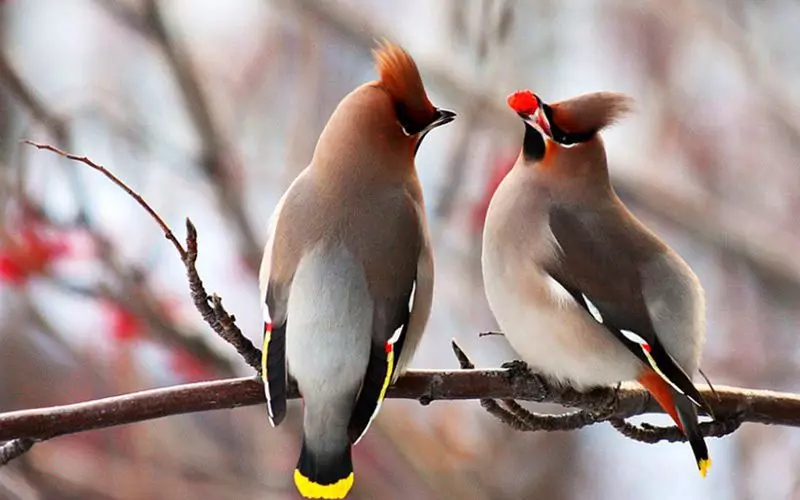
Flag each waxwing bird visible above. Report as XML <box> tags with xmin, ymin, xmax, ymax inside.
<box><xmin>481</xmin><ymin>89</ymin><xmax>713</xmax><ymax>476</ymax></box>
<box><xmin>258</xmin><ymin>41</ymin><xmax>455</xmax><ymax>499</ymax></box>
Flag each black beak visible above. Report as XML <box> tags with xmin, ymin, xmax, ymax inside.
<box><xmin>414</xmin><ymin>108</ymin><xmax>457</xmax><ymax>155</ymax></box>
<box><xmin>431</xmin><ymin>108</ymin><xmax>457</xmax><ymax>128</ymax></box>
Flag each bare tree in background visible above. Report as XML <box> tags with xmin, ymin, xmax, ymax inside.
<box><xmin>2</xmin><ymin>1</ymin><xmax>800</xmax><ymax>499</ymax></box>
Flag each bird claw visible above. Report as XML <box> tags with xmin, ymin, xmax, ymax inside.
<box><xmin>595</xmin><ymin>382</ymin><xmax>622</xmax><ymax>419</ymax></box>
<box><xmin>501</xmin><ymin>359</ymin><xmax>530</xmax><ymax>376</ymax></box>
<box><xmin>501</xmin><ymin>360</ymin><xmax>549</xmax><ymax>402</ymax></box>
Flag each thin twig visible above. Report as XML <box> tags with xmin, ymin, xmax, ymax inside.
<box><xmin>501</xmin><ymin>400</ymin><xmax>607</xmax><ymax>432</ymax></box>
<box><xmin>698</xmin><ymin>367</ymin><xmax>719</xmax><ymax>401</ymax></box>
<box><xmin>22</xmin><ymin>140</ymin><xmax>186</xmax><ymax>260</ymax></box>
<box><xmin>480</xmin><ymin>399</ymin><xmax>531</xmax><ymax>430</ymax></box>
<box><xmin>608</xmin><ymin>415</ymin><xmax>744</xmax><ymax>444</ymax></box>
<box><xmin>210</xmin><ymin>294</ymin><xmax>261</xmax><ymax>372</ymax></box>
<box><xmin>182</xmin><ymin>219</ymin><xmax>262</xmax><ymax>371</ymax></box>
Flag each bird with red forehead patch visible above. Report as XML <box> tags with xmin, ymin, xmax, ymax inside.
<box><xmin>259</xmin><ymin>40</ymin><xmax>454</xmax><ymax>499</ymax></box>
<box><xmin>482</xmin><ymin>89</ymin><xmax>714</xmax><ymax>477</ymax></box>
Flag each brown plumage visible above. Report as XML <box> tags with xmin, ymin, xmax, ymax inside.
<box><xmin>483</xmin><ymin>89</ymin><xmax>711</xmax><ymax>477</ymax></box>
<box><xmin>372</xmin><ymin>39</ymin><xmax>437</xmax><ymax>134</ymax></box>
<box><xmin>549</xmin><ymin>91</ymin><xmax>634</xmax><ymax>135</ymax></box>
<box><xmin>259</xmin><ymin>40</ymin><xmax>453</xmax><ymax>499</ymax></box>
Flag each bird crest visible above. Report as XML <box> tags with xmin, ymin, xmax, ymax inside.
<box><xmin>373</xmin><ymin>39</ymin><xmax>437</xmax><ymax>134</ymax></box>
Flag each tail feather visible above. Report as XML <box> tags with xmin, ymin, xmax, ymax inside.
<box><xmin>675</xmin><ymin>396</ymin><xmax>711</xmax><ymax>478</ymax></box>
<box><xmin>638</xmin><ymin>370</ymin><xmax>710</xmax><ymax>477</ymax></box>
<box><xmin>294</xmin><ymin>439</ymin><xmax>354</xmax><ymax>499</ymax></box>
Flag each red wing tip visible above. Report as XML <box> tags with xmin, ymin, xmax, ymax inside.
<box><xmin>507</xmin><ymin>89</ymin><xmax>539</xmax><ymax>115</ymax></box>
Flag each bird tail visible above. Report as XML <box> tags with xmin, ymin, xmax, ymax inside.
<box><xmin>675</xmin><ymin>396</ymin><xmax>711</xmax><ymax>477</ymax></box>
<box><xmin>294</xmin><ymin>438</ymin><xmax>354</xmax><ymax>499</ymax></box>
<box><xmin>638</xmin><ymin>370</ymin><xmax>710</xmax><ymax>477</ymax></box>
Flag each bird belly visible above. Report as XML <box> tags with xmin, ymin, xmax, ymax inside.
<box><xmin>286</xmin><ymin>243</ymin><xmax>373</xmax><ymax>405</ymax></box>
<box><xmin>483</xmin><ymin>258</ymin><xmax>642</xmax><ymax>389</ymax></box>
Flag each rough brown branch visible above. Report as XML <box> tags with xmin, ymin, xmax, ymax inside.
<box><xmin>455</xmin><ymin>342</ymin><xmax>748</xmax><ymax>442</ymax></box>
<box><xmin>452</xmin><ymin>340</ymin><xmax>612</xmax><ymax>432</ymax></box>
<box><xmin>183</xmin><ymin>219</ymin><xmax>261</xmax><ymax>371</ymax></box>
<box><xmin>1</xmin><ymin>371</ymin><xmax>799</xmax><ymax>445</ymax></box>
<box><xmin>608</xmin><ymin>416</ymin><xmax>744</xmax><ymax>444</ymax></box>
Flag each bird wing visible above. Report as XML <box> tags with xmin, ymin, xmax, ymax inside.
<box><xmin>258</xmin><ymin>171</ymin><xmax>312</xmax><ymax>427</ymax></box>
<box><xmin>547</xmin><ymin>205</ymin><xmax>711</xmax><ymax>415</ymax></box>
<box><xmin>347</xmin><ymin>189</ymin><xmax>431</xmax><ymax>445</ymax></box>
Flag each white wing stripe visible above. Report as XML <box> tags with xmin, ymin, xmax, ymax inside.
<box><xmin>582</xmin><ymin>294</ymin><xmax>604</xmax><ymax>323</ymax></box>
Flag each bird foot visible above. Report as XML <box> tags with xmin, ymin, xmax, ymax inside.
<box><xmin>501</xmin><ymin>360</ymin><xmax>549</xmax><ymax>402</ymax></box>
<box><xmin>594</xmin><ymin>382</ymin><xmax>622</xmax><ymax>419</ymax></box>
<box><xmin>501</xmin><ymin>359</ymin><xmax>530</xmax><ymax>377</ymax></box>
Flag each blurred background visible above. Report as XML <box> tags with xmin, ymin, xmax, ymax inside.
<box><xmin>1</xmin><ymin>0</ymin><xmax>799</xmax><ymax>498</ymax></box>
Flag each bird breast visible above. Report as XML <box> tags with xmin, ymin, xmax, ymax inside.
<box><xmin>481</xmin><ymin>170</ymin><xmax>641</xmax><ymax>387</ymax></box>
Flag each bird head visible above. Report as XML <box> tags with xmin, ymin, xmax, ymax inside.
<box><xmin>310</xmin><ymin>41</ymin><xmax>456</xmax><ymax>176</ymax></box>
<box><xmin>373</xmin><ymin>40</ymin><xmax>456</xmax><ymax>153</ymax></box>
<box><xmin>507</xmin><ymin>89</ymin><xmax>632</xmax><ymax>149</ymax></box>
<box><xmin>507</xmin><ymin>89</ymin><xmax>633</xmax><ymax>199</ymax></box>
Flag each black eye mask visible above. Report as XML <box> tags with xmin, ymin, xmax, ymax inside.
<box><xmin>541</xmin><ymin>104</ymin><xmax>595</xmax><ymax>145</ymax></box>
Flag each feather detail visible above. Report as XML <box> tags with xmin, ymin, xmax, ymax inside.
<box><xmin>549</xmin><ymin>91</ymin><xmax>634</xmax><ymax>135</ymax></box>
<box><xmin>373</xmin><ymin>39</ymin><xmax>436</xmax><ymax>134</ymax></box>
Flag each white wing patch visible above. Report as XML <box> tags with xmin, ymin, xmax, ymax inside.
<box><xmin>407</xmin><ymin>281</ymin><xmax>416</xmax><ymax>312</ymax></box>
<box><xmin>261</xmin><ymin>321</ymin><xmax>275</xmax><ymax>426</ymax></box>
<box><xmin>620</xmin><ymin>328</ymin><xmax>687</xmax><ymax>397</ymax></box>
<box><xmin>577</xmin><ymin>293</ymin><xmax>688</xmax><ymax>398</ymax></box>
<box><xmin>582</xmin><ymin>294</ymin><xmax>604</xmax><ymax>323</ymax></box>
<box><xmin>387</xmin><ymin>324</ymin><xmax>404</xmax><ymax>346</ymax></box>
<box><xmin>353</xmin><ymin>278</ymin><xmax>416</xmax><ymax>445</ymax></box>
<box><xmin>619</xmin><ymin>328</ymin><xmax>648</xmax><ymax>346</ymax></box>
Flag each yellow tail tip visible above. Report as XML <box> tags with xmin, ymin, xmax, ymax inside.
<box><xmin>698</xmin><ymin>458</ymin><xmax>711</xmax><ymax>478</ymax></box>
<box><xmin>294</xmin><ymin>469</ymin><xmax>354</xmax><ymax>499</ymax></box>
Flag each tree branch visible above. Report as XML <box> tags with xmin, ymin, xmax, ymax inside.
<box><xmin>0</xmin><ymin>371</ymin><xmax>798</xmax><ymax>445</ymax></box>
<box><xmin>608</xmin><ymin>416</ymin><xmax>744</xmax><ymax>444</ymax></box>
<box><xmin>451</xmin><ymin>339</ymin><xmax>613</xmax><ymax>432</ymax></box>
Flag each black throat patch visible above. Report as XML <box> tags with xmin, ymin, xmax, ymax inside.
<box><xmin>522</xmin><ymin>122</ymin><xmax>546</xmax><ymax>161</ymax></box>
